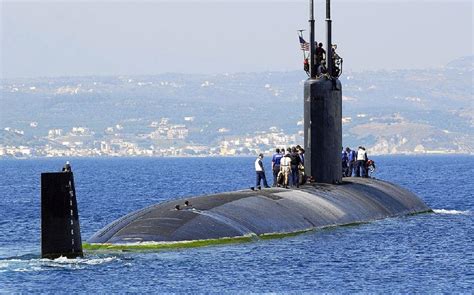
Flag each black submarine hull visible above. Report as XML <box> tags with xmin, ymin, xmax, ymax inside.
<box><xmin>88</xmin><ymin>178</ymin><xmax>431</xmax><ymax>245</ymax></box>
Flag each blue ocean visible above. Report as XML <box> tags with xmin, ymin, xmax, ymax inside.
<box><xmin>0</xmin><ymin>156</ymin><xmax>473</xmax><ymax>293</ymax></box>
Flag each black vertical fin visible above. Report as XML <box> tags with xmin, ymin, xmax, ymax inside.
<box><xmin>41</xmin><ymin>172</ymin><xmax>83</xmax><ymax>259</ymax></box>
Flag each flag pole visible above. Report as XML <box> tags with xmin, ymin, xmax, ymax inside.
<box><xmin>298</xmin><ymin>30</ymin><xmax>307</xmax><ymax>59</ymax></box>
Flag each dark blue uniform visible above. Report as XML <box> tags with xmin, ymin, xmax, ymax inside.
<box><xmin>348</xmin><ymin>150</ymin><xmax>356</xmax><ymax>177</ymax></box>
<box><xmin>272</xmin><ymin>153</ymin><xmax>283</xmax><ymax>186</ymax></box>
<box><xmin>341</xmin><ymin>150</ymin><xmax>348</xmax><ymax>176</ymax></box>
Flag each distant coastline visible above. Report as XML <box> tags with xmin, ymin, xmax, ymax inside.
<box><xmin>1</xmin><ymin>56</ymin><xmax>472</xmax><ymax>158</ymax></box>
<box><xmin>1</xmin><ymin>153</ymin><xmax>473</xmax><ymax>160</ymax></box>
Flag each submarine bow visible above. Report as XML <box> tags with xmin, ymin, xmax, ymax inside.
<box><xmin>88</xmin><ymin>178</ymin><xmax>430</xmax><ymax>244</ymax></box>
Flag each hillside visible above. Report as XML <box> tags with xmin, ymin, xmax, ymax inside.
<box><xmin>0</xmin><ymin>56</ymin><xmax>472</xmax><ymax>157</ymax></box>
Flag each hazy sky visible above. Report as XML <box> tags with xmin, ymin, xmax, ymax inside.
<box><xmin>1</xmin><ymin>0</ymin><xmax>472</xmax><ymax>78</ymax></box>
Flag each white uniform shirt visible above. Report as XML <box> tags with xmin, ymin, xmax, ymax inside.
<box><xmin>255</xmin><ymin>158</ymin><xmax>264</xmax><ymax>172</ymax></box>
<box><xmin>280</xmin><ymin>155</ymin><xmax>291</xmax><ymax>168</ymax></box>
<box><xmin>357</xmin><ymin>149</ymin><xmax>367</xmax><ymax>161</ymax></box>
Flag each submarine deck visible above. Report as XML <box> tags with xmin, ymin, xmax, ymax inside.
<box><xmin>87</xmin><ymin>177</ymin><xmax>431</xmax><ymax>245</ymax></box>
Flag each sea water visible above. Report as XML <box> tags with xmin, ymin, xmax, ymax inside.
<box><xmin>0</xmin><ymin>156</ymin><xmax>472</xmax><ymax>292</ymax></box>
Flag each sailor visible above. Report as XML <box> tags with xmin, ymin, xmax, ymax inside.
<box><xmin>296</xmin><ymin>145</ymin><xmax>305</xmax><ymax>163</ymax></box>
<box><xmin>280</xmin><ymin>149</ymin><xmax>292</xmax><ymax>189</ymax></box>
<box><xmin>315</xmin><ymin>42</ymin><xmax>326</xmax><ymax>74</ymax></box>
<box><xmin>341</xmin><ymin>147</ymin><xmax>348</xmax><ymax>176</ymax></box>
<box><xmin>319</xmin><ymin>61</ymin><xmax>328</xmax><ymax>75</ymax></box>
<box><xmin>331</xmin><ymin>46</ymin><xmax>341</xmax><ymax>77</ymax></box>
<box><xmin>62</xmin><ymin>161</ymin><xmax>72</xmax><ymax>172</ymax></box>
<box><xmin>296</xmin><ymin>145</ymin><xmax>306</xmax><ymax>185</ymax></box>
<box><xmin>271</xmin><ymin>148</ymin><xmax>283</xmax><ymax>187</ymax></box>
<box><xmin>355</xmin><ymin>146</ymin><xmax>368</xmax><ymax>177</ymax></box>
<box><xmin>290</xmin><ymin>147</ymin><xmax>301</xmax><ymax>188</ymax></box>
<box><xmin>346</xmin><ymin>147</ymin><xmax>356</xmax><ymax>177</ymax></box>
<box><xmin>254</xmin><ymin>153</ymin><xmax>270</xmax><ymax>190</ymax></box>
<box><xmin>303</xmin><ymin>58</ymin><xmax>310</xmax><ymax>73</ymax></box>
<box><xmin>366</xmin><ymin>159</ymin><xmax>376</xmax><ymax>178</ymax></box>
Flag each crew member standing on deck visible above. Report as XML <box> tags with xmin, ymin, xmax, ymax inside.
<box><xmin>347</xmin><ymin>147</ymin><xmax>356</xmax><ymax>177</ymax></box>
<box><xmin>280</xmin><ymin>150</ymin><xmax>292</xmax><ymax>189</ymax></box>
<box><xmin>271</xmin><ymin>148</ymin><xmax>283</xmax><ymax>187</ymax></box>
<box><xmin>355</xmin><ymin>146</ymin><xmax>368</xmax><ymax>177</ymax></box>
<box><xmin>254</xmin><ymin>153</ymin><xmax>270</xmax><ymax>190</ymax></box>
<box><xmin>341</xmin><ymin>147</ymin><xmax>348</xmax><ymax>176</ymax></box>
<box><xmin>296</xmin><ymin>145</ymin><xmax>305</xmax><ymax>164</ymax></box>
<box><xmin>296</xmin><ymin>145</ymin><xmax>306</xmax><ymax>185</ymax></box>
<box><xmin>290</xmin><ymin>147</ymin><xmax>301</xmax><ymax>188</ymax></box>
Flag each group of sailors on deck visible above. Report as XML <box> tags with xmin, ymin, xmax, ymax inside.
<box><xmin>253</xmin><ymin>146</ymin><xmax>305</xmax><ymax>190</ymax></box>
<box><xmin>342</xmin><ymin>146</ymin><xmax>375</xmax><ymax>178</ymax></box>
<box><xmin>253</xmin><ymin>145</ymin><xmax>375</xmax><ymax>190</ymax></box>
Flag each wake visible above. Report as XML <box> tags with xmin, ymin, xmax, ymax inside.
<box><xmin>0</xmin><ymin>255</ymin><xmax>118</xmax><ymax>272</ymax></box>
<box><xmin>433</xmin><ymin>209</ymin><xmax>471</xmax><ymax>215</ymax></box>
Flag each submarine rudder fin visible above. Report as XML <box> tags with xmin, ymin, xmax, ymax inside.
<box><xmin>41</xmin><ymin>171</ymin><xmax>83</xmax><ymax>259</ymax></box>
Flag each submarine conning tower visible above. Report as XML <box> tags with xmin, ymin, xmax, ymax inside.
<box><xmin>304</xmin><ymin>0</ymin><xmax>342</xmax><ymax>184</ymax></box>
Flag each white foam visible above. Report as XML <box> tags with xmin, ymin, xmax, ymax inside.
<box><xmin>0</xmin><ymin>256</ymin><xmax>118</xmax><ymax>272</ymax></box>
<box><xmin>433</xmin><ymin>209</ymin><xmax>471</xmax><ymax>215</ymax></box>
<box><xmin>45</xmin><ymin>256</ymin><xmax>118</xmax><ymax>266</ymax></box>
<box><xmin>82</xmin><ymin>257</ymin><xmax>117</xmax><ymax>265</ymax></box>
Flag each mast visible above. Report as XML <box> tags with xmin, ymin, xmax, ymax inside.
<box><xmin>309</xmin><ymin>0</ymin><xmax>316</xmax><ymax>78</ymax></box>
<box><xmin>326</xmin><ymin>0</ymin><xmax>333</xmax><ymax>76</ymax></box>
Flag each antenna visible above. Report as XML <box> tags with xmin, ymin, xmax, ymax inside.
<box><xmin>309</xmin><ymin>0</ymin><xmax>316</xmax><ymax>78</ymax></box>
<box><xmin>326</xmin><ymin>0</ymin><xmax>333</xmax><ymax>76</ymax></box>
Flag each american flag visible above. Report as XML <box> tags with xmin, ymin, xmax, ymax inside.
<box><xmin>299</xmin><ymin>36</ymin><xmax>309</xmax><ymax>51</ymax></box>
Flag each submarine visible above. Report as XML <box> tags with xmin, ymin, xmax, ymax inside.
<box><xmin>40</xmin><ymin>0</ymin><xmax>431</xmax><ymax>259</ymax></box>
